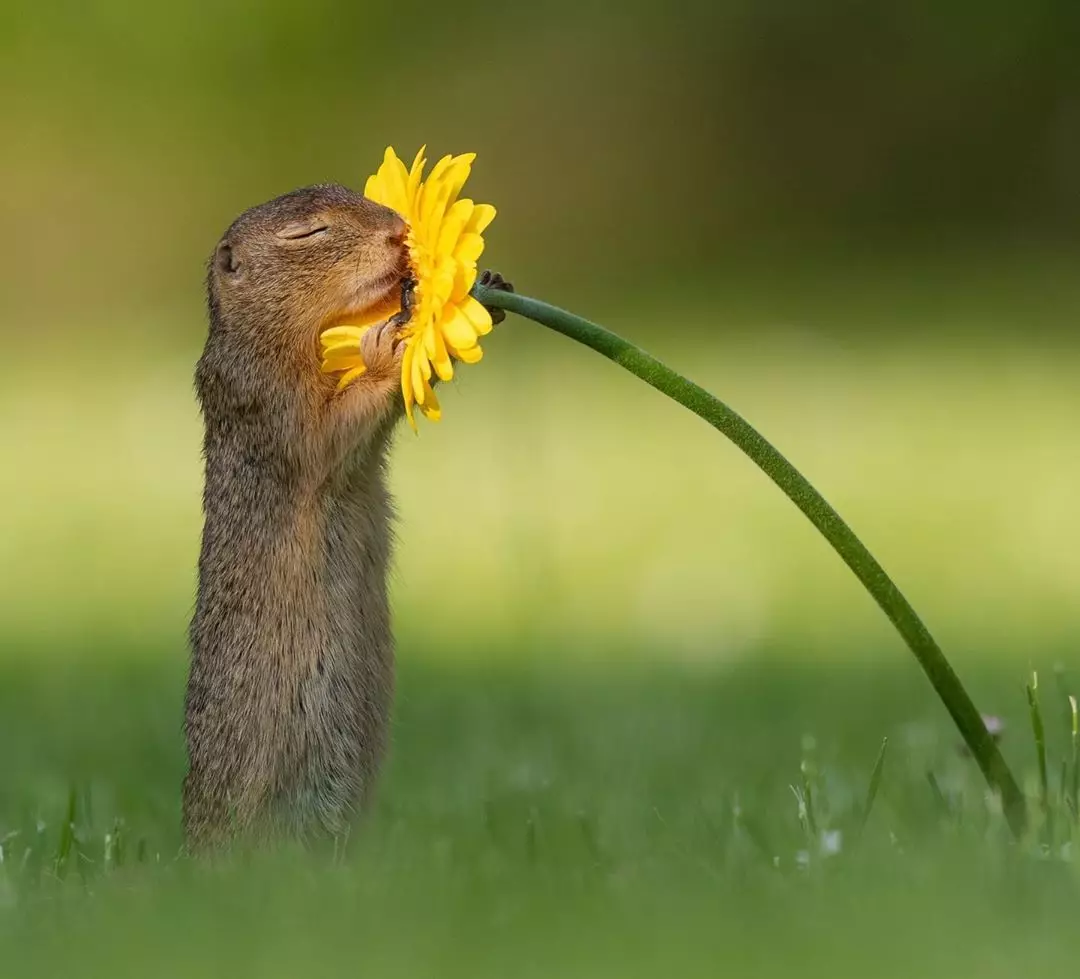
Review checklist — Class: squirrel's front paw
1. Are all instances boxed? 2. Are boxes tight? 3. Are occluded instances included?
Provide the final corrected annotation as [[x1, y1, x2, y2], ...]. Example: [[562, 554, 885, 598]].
[[477, 269, 514, 325], [358, 315, 406, 379]]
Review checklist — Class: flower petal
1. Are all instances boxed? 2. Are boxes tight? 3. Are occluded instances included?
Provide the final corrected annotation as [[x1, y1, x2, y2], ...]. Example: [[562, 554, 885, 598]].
[[451, 264, 478, 303], [428, 160, 472, 237], [401, 342, 417, 427], [320, 325, 370, 345], [436, 198, 474, 259], [336, 365, 367, 390], [442, 154, 476, 204], [321, 336, 360, 350], [418, 380, 441, 421], [321, 340, 363, 359], [419, 155, 454, 225], [424, 154, 455, 191], [454, 233, 485, 266], [372, 147, 410, 213], [321, 354, 366, 373], [450, 342, 483, 365], [431, 264, 455, 305], [405, 146, 426, 208], [411, 344, 428, 404], [441, 304, 479, 350], [460, 295, 494, 336], [465, 203, 496, 234], [431, 327, 454, 381], [364, 172, 383, 202]]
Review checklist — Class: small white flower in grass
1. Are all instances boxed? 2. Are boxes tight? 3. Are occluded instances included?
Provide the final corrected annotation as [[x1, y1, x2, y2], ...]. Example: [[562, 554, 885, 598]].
[[820, 829, 843, 857]]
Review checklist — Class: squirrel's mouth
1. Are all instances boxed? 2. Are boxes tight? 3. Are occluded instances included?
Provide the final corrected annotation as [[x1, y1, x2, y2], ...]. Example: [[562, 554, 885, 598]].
[[367, 267, 406, 299], [323, 266, 407, 330]]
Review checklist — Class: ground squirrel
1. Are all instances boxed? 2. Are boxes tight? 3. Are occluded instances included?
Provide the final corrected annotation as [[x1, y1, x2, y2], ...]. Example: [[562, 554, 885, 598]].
[[183, 183, 507, 847]]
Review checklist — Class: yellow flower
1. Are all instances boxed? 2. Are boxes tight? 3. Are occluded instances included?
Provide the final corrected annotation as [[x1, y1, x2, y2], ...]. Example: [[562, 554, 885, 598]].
[[319, 146, 497, 427]]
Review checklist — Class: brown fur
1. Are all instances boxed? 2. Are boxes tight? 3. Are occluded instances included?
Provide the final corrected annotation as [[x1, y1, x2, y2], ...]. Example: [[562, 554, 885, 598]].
[[184, 184, 409, 848]]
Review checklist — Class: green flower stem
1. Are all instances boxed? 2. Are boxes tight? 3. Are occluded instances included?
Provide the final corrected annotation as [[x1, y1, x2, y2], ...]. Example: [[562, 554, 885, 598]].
[[474, 283, 1027, 840]]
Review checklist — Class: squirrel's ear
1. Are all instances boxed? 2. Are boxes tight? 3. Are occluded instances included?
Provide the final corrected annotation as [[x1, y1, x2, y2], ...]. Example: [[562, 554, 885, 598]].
[[215, 241, 241, 276]]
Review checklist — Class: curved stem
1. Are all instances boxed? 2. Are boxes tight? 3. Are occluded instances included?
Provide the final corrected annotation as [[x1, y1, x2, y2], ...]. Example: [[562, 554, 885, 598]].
[[474, 283, 1027, 840]]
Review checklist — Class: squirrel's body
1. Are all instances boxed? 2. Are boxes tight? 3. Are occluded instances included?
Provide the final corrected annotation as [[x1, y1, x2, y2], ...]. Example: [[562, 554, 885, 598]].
[[185, 418, 395, 840], [184, 185, 408, 846]]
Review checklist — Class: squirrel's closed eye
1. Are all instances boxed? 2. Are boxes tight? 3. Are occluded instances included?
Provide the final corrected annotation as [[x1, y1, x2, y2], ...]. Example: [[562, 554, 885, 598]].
[[277, 222, 330, 241]]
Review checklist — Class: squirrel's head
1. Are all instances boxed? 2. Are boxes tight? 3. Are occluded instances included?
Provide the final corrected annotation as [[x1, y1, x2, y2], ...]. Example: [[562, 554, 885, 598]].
[[205, 184, 407, 377]]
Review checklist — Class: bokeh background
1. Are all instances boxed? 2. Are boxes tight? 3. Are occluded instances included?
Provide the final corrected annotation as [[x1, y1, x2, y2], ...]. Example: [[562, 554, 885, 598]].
[[1, 2, 1078, 975]]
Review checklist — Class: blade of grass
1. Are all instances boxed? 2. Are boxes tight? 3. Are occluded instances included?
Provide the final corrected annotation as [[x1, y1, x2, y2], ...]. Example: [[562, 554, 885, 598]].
[[790, 785, 812, 846], [1026, 672, 1051, 844], [857, 737, 889, 838], [799, 762, 819, 839], [104, 818, 125, 872], [1069, 695, 1078, 822], [926, 771, 951, 822], [53, 788, 77, 880]]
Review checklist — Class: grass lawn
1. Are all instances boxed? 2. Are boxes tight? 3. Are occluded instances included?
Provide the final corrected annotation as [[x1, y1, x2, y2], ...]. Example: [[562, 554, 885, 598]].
[[0, 645, 1076, 977]]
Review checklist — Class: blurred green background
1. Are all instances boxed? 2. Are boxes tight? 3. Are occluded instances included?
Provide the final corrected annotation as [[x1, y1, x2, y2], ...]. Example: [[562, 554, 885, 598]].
[[1, 1, 1078, 975]]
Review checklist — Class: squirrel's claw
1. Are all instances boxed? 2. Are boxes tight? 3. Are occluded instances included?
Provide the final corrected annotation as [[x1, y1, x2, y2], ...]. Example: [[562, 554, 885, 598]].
[[359, 316, 405, 376], [477, 269, 514, 325]]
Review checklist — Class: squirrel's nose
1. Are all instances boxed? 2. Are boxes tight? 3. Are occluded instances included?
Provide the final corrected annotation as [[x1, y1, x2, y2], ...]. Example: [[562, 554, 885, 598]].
[[387, 213, 407, 246]]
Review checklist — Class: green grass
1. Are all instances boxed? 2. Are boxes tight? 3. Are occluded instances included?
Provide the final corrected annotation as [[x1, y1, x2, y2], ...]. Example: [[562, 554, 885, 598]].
[[0, 647, 1077, 977]]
